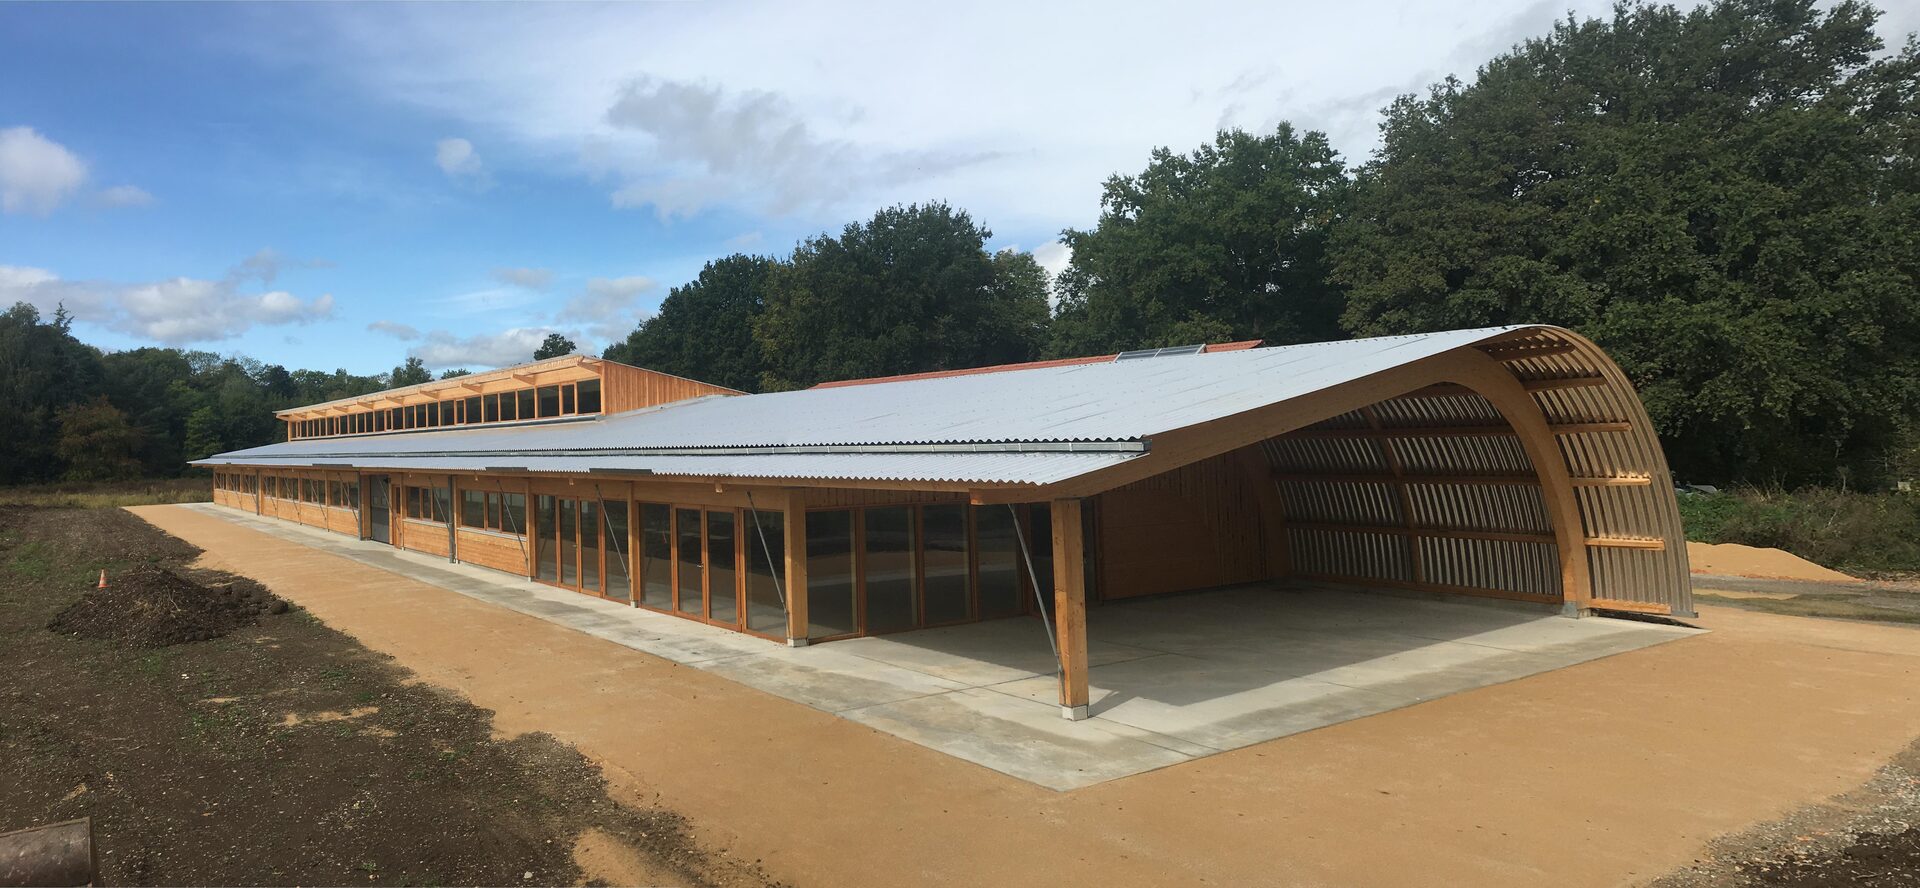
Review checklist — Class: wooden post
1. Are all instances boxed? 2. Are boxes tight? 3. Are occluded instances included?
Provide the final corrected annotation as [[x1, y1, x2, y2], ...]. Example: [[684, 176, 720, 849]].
[[1051, 498, 1090, 720], [783, 488, 810, 646]]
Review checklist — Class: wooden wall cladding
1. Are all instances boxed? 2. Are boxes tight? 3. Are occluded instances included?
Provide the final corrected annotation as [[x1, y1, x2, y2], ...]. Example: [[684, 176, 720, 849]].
[[455, 528, 530, 576], [1093, 451, 1266, 600], [599, 362, 740, 414]]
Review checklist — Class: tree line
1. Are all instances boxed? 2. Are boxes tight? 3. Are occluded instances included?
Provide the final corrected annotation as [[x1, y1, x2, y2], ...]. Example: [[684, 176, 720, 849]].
[[4, 0, 1916, 488]]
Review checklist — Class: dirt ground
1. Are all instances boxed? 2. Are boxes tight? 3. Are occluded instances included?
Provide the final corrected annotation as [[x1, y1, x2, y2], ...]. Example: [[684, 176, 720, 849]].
[[132, 503, 1920, 887], [0, 505, 779, 888]]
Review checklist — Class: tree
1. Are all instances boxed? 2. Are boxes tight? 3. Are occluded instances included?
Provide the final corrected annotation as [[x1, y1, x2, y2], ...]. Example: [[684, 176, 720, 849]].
[[0, 302, 105, 483], [1049, 125, 1352, 356], [55, 398, 143, 481], [438, 368, 472, 379], [388, 357, 432, 387], [755, 202, 1052, 389], [604, 254, 780, 391], [534, 333, 576, 360], [1330, 0, 1920, 485]]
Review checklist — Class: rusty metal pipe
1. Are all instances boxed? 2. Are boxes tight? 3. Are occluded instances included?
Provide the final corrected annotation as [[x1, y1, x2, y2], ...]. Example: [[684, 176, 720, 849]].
[[0, 818, 96, 887]]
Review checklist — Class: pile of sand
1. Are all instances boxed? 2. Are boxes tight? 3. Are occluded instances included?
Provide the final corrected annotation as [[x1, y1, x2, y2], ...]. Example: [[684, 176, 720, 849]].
[[48, 563, 288, 647], [1687, 541, 1857, 583]]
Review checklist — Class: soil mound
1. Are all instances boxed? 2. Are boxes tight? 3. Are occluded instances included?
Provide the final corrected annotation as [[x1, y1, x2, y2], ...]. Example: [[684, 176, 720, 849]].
[[47, 564, 289, 647], [1687, 541, 1858, 582]]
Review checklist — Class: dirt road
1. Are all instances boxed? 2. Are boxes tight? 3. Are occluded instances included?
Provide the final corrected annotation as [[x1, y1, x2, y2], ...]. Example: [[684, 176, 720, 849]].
[[132, 503, 1920, 887]]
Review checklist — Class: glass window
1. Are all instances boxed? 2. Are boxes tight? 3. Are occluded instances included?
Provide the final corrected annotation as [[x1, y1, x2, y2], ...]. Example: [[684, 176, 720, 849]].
[[328, 481, 344, 507], [516, 390, 535, 421], [561, 384, 576, 415], [485, 492, 501, 529], [676, 508, 703, 615], [603, 501, 630, 602], [537, 386, 559, 418], [744, 510, 784, 635], [576, 379, 601, 414], [461, 489, 486, 527], [464, 396, 481, 424], [559, 499, 578, 585], [405, 485, 421, 518], [374, 411, 386, 432], [344, 481, 359, 510], [433, 486, 450, 523], [535, 495, 557, 582], [921, 504, 971, 624], [707, 510, 736, 623], [580, 500, 600, 592], [640, 504, 672, 610], [807, 510, 856, 638], [863, 506, 918, 633], [484, 395, 499, 423], [975, 505, 1023, 619], [503, 493, 526, 535], [499, 392, 517, 422]]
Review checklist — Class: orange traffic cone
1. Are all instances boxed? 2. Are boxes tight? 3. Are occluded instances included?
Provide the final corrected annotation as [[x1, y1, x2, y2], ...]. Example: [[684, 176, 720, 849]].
[[97, 569, 107, 589]]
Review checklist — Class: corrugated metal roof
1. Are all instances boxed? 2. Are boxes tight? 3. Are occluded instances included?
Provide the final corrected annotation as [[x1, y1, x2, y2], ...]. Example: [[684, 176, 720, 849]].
[[198, 326, 1533, 485], [194, 451, 1135, 485]]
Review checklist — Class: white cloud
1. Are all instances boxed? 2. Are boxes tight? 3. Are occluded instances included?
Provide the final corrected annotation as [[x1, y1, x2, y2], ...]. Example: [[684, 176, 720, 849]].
[[1032, 241, 1071, 280], [300, 1, 1601, 237], [595, 76, 993, 218], [95, 184, 155, 208], [0, 126, 89, 215], [409, 327, 556, 369], [723, 230, 764, 250], [434, 137, 491, 188], [367, 319, 421, 339], [560, 275, 656, 341], [491, 266, 553, 289], [0, 258, 335, 345]]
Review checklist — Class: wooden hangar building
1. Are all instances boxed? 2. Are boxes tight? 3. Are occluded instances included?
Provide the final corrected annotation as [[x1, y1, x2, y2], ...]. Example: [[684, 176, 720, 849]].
[[198, 325, 1693, 720]]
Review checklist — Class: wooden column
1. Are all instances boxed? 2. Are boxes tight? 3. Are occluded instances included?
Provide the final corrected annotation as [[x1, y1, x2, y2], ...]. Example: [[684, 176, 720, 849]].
[[1051, 498, 1090, 720], [782, 488, 810, 646]]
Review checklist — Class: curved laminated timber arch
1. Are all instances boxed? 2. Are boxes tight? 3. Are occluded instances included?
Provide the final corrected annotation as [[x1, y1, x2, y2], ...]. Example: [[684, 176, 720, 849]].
[[1010, 326, 1692, 620]]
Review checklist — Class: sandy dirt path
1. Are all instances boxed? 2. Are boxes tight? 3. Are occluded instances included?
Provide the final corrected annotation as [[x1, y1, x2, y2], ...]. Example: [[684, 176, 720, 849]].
[[134, 504, 1920, 888]]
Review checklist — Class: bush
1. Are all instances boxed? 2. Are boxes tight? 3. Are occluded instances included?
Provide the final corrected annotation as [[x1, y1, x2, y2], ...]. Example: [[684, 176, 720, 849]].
[[1677, 487, 1920, 576]]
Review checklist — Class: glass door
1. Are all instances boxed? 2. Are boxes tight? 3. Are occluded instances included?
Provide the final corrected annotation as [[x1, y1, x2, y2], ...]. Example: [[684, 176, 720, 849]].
[[706, 510, 739, 627], [366, 475, 390, 544], [535, 495, 557, 582]]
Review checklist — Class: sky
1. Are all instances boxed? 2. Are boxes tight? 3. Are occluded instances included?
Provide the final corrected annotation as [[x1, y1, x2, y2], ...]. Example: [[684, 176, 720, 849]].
[[3, 1, 1915, 375]]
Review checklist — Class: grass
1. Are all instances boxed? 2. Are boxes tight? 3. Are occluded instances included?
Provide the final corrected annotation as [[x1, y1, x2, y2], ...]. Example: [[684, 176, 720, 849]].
[[1678, 486, 1920, 577], [0, 477, 211, 508]]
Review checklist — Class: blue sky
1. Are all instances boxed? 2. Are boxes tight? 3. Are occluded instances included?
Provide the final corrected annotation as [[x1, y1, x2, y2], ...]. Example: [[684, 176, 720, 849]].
[[4, 1, 1914, 374]]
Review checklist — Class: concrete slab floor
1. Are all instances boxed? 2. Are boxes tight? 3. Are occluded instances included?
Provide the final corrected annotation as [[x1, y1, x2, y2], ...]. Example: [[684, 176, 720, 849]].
[[180, 503, 1703, 791]]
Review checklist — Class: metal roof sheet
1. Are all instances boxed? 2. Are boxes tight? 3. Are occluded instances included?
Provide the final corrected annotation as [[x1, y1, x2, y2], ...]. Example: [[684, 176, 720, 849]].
[[194, 452, 1136, 485], [199, 326, 1533, 485]]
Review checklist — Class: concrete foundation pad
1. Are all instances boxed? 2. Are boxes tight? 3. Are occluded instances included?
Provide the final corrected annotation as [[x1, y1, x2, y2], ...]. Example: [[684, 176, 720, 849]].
[[181, 503, 1705, 791]]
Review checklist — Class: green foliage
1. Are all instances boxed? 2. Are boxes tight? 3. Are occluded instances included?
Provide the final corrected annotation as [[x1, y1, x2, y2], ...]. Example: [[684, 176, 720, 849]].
[[56, 398, 143, 481], [1678, 487, 1920, 574], [755, 202, 1050, 390], [1050, 125, 1352, 356], [388, 357, 432, 387], [0, 303, 105, 483], [1331, 0, 1920, 486], [604, 254, 779, 392], [533, 333, 576, 361], [438, 368, 472, 379]]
